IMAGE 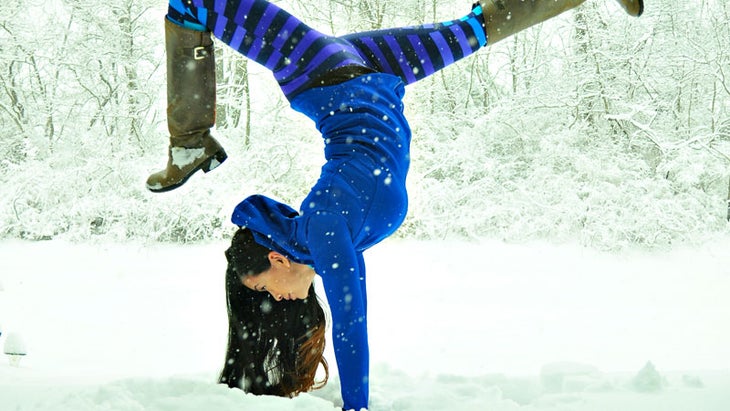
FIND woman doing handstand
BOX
[148,1,643,410]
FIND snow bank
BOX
[1,238,729,410]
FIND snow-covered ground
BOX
[1,237,729,410]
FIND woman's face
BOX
[241,251,316,301]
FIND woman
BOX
[148,1,643,409]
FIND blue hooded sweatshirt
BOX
[231,73,411,411]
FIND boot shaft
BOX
[479,0,587,45]
[165,18,216,144]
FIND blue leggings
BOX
[168,0,487,99]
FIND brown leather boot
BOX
[478,0,643,45]
[146,18,227,193]
[479,0,587,45]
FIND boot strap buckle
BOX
[193,46,209,60]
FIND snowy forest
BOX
[1,0,729,249]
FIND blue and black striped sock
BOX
[343,6,487,85]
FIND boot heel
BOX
[202,149,228,173]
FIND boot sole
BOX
[147,149,228,193]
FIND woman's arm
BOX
[305,211,369,411]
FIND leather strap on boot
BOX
[175,44,214,60]
[172,24,215,60]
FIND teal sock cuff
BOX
[165,14,207,32]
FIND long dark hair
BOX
[219,228,329,397]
